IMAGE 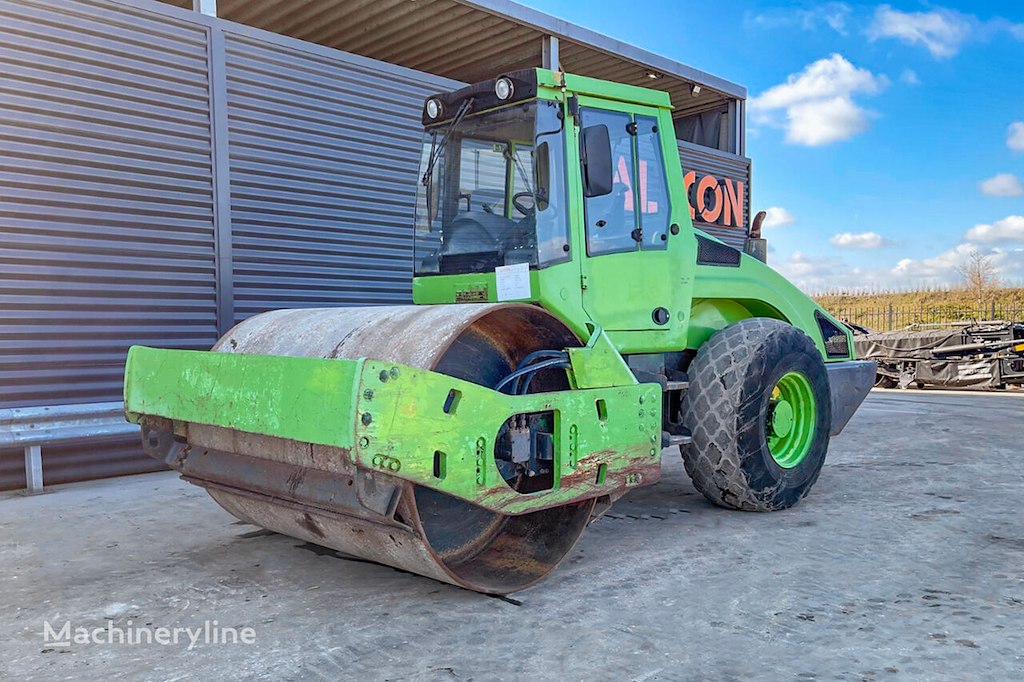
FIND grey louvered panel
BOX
[678,140,751,247]
[223,33,461,321]
[0,0,218,410]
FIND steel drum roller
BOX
[184,303,593,594]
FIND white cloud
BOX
[1008,122,1024,151]
[830,231,892,249]
[816,3,852,34]
[979,174,1024,197]
[750,3,852,35]
[900,69,920,86]
[866,5,973,58]
[891,242,978,280]
[964,215,1024,243]
[772,251,845,289]
[773,230,1024,293]
[751,55,884,110]
[891,242,1024,286]
[786,96,871,145]
[749,54,887,146]
[761,206,795,229]
[776,243,1022,292]
[771,251,887,292]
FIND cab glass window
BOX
[414,100,569,275]
[460,139,507,215]
[635,115,670,249]
[534,101,570,265]
[581,109,637,256]
[582,110,671,254]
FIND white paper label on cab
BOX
[495,262,531,301]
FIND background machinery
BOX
[124,70,875,594]
[853,320,1024,390]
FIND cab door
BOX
[577,103,680,331]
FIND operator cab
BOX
[413,70,695,341]
[415,74,570,276]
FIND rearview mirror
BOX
[581,124,613,198]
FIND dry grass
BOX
[815,287,1024,311]
[814,287,1024,331]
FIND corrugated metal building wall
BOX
[0,0,749,490]
[0,0,221,485]
[0,0,219,408]
[224,34,456,321]
[0,0,456,489]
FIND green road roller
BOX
[124,69,875,594]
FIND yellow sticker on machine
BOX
[454,286,488,302]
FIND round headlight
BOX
[425,98,442,119]
[494,77,514,100]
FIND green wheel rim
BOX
[766,371,817,468]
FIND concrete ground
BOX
[1,390,1022,681]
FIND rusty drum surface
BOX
[177,303,594,594]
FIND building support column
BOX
[542,35,560,70]
[208,26,234,335]
[193,0,216,16]
[24,445,42,493]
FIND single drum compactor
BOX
[124,70,875,594]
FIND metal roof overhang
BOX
[159,0,746,118]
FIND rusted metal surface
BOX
[213,303,578,379]
[345,356,662,514]
[152,303,599,593]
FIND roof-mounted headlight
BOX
[425,98,443,120]
[494,77,514,101]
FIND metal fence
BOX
[0,402,138,493]
[826,304,1024,332]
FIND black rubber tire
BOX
[680,317,832,511]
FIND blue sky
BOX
[524,1,1024,292]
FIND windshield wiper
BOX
[507,144,533,196]
[421,97,475,187]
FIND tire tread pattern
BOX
[680,318,829,512]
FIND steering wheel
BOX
[512,191,535,216]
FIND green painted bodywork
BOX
[412,68,852,361]
[124,335,661,515]
[123,68,851,514]
[767,371,817,468]
[566,323,638,389]
[124,345,359,448]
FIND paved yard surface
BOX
[1,390,1022,681]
